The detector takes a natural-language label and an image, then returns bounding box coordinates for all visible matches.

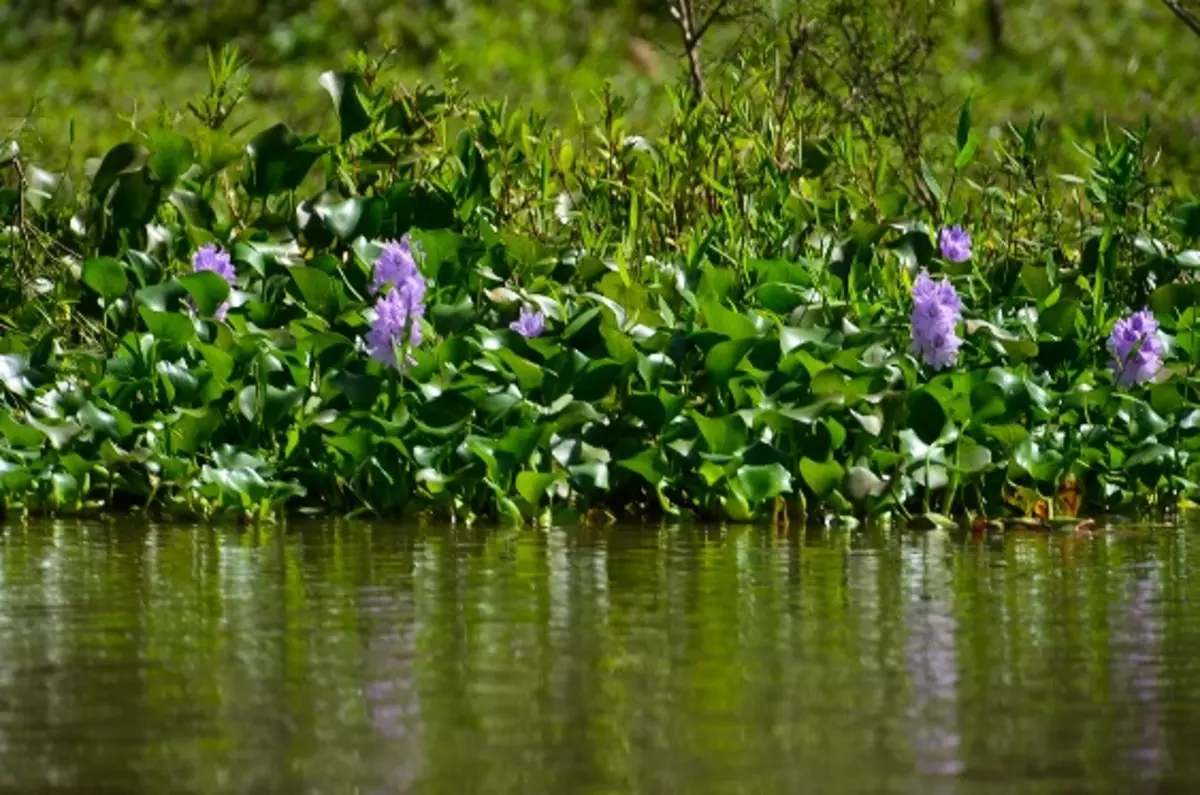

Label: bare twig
[1162,0,1200,37]
[667,0,733,105]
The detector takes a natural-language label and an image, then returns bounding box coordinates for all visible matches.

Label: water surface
[0,519,1195,794]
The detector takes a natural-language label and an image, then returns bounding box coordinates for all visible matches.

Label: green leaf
[909,390,947,445]
[691,413,747,456]
[237,385,303,426]
[516,472,563,505]
[244,123,325,197]
[1019,265,1053,300]
[1125,443,1173,470]
[955,438,993,473]
[0,411,45,447]
[1149,282,1200,315]
[494,348,544,392]
[845,466,887,500]
[956,95,973,151]
[178,271,230,317]
[1013,438,1063,483]
[136,278,188,312]
[736,463,792,502]
[81,257,128,302]
[969,382,1008,424]
[138,307,194,344]
[91,142,146,198]
[705,338,756,382]
[800,457,844,498]
[920,160,944,207]
[954,132,980,170]
[171,408,221,453]
[1039,299,1080,337]
[495,424,543,463]
[617,448,668,486]
[319,71,371,142]
[148,132,194,186]
[317,197,365,240]
[699,297,757,339]
[290,266,338,316]
[569,461,609,491]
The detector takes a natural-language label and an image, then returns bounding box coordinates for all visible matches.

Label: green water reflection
[0,520,1194,794]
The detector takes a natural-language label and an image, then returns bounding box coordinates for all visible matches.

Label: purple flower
[910,270,963,371]
[367,289,424,370]
[191,243,236,320]
[509,306,545,339]
[1108,308,1163,387]
[364,235,429,370]
[372,235,422,298]
[938,225,972,263]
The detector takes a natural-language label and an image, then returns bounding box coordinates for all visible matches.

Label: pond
[0,519,1194,793]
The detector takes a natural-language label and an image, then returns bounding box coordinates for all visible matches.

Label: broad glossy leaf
[139,307,194,344]
[81,257,128,302]
[909,390,947,445]
[244,123,325,197]
[705,338,756,382]
[516,471,563,505]
[148,132,194,186]
[1013,438,1063,482]
[845,466,887,500]
[91,142,147,198]
[237,385,303,426]
[800,457,844,498]
[178,271,230,317]
[691,413,747,456]
[290,266,338,316]
[617,448,668,485]
[319,70,371,142]
[699,297,757,339]
[736,463,792,502]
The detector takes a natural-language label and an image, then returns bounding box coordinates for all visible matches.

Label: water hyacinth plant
[191,244,236,320]
[366,241,427,369]
[1108,309,1164,387]
[938,226,972,263]
[372,236,422,297]
[367,289,423,369]
[2,44,1200,524]
[510,306,545,339]
[909,270,963,371]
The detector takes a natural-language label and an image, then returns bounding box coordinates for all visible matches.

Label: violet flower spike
[367,289,423,371]
[372,235,421,297]
[938,225,972,263]
[191,243,236,321]
[909,269,963,371]
[1108,307,1163,387]
[510,306,545,339]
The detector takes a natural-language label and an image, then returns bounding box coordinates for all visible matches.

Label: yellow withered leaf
[1055,474,1083,518]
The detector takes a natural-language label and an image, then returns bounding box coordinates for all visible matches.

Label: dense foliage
[2,36,1200,524]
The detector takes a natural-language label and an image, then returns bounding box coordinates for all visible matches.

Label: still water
[0,519,1194,794]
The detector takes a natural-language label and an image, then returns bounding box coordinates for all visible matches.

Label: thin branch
[668,0,707,103]
[1162,0,1200,37]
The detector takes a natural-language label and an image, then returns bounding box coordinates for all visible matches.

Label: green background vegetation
[5,0,1200,175]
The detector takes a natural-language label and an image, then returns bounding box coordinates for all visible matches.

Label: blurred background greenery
[2,0,1198,175]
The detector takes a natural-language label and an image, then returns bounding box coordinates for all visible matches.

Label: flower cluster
[371,236,421,297]
[1108,308,1163,386]
[366,238,427,370]
[938,225,972,263]
[191,243,237,321]
[910,270,963,370]
[510,306,545,339]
